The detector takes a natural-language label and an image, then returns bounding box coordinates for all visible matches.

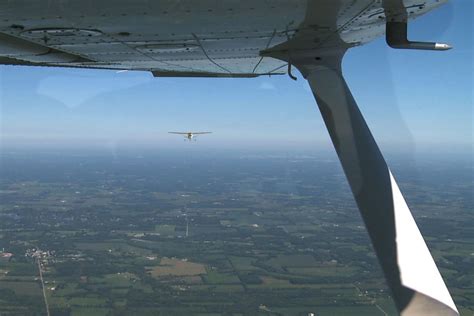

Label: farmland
[0,150,473,315]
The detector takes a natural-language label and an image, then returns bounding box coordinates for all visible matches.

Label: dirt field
[147,257,206,277]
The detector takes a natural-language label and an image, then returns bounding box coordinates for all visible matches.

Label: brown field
[147,257,206,277]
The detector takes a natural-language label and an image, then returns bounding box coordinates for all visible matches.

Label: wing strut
[294,55,458,316]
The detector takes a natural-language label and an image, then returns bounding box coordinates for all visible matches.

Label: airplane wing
[168,132,189,135]
[0,1,458,315]
[0,0,445,76]
[191,132,212,135]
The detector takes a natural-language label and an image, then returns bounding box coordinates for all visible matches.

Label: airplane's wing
[0,1,458,315]
[191,132,212,135]
[168,132,189,135]
[0,0,445,76]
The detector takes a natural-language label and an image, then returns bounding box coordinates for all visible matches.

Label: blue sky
[0,0,472,155]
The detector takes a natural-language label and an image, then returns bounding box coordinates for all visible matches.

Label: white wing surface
[0,0,445,76]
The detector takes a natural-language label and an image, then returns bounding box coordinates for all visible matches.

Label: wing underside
[0,0,445,76]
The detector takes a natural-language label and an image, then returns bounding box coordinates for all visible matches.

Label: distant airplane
[168,132,212,141]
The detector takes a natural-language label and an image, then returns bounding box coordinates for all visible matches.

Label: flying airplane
[169,131,212,141]
[0,0,459,314]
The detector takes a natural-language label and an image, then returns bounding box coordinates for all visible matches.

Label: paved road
[37,259,51,316]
